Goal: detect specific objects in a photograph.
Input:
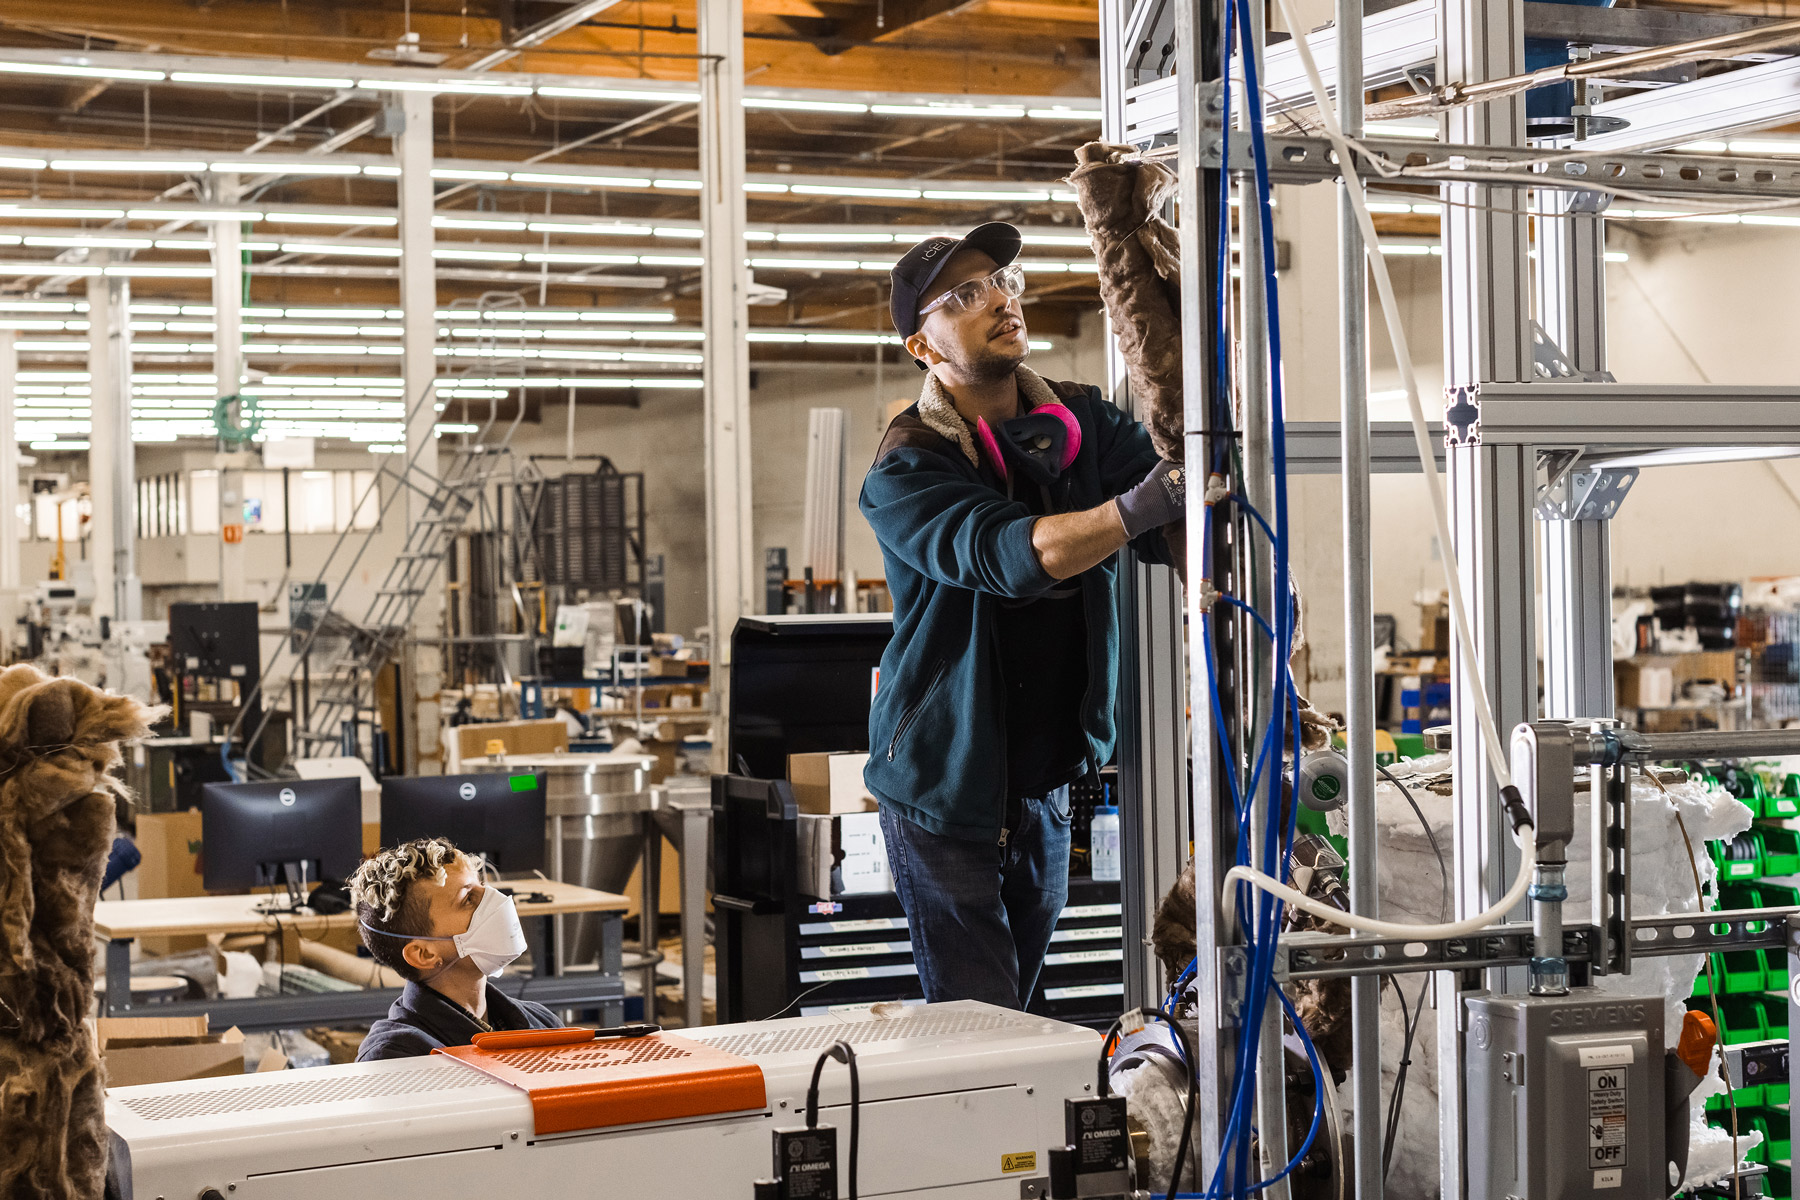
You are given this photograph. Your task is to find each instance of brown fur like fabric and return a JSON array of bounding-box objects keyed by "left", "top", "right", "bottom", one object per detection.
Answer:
[
  {"left": 1067, "top": 142, "right": 1184, "bottom": 464},
  {"left": 0, "top": 666, "right": 155, "bottom": 1200}
]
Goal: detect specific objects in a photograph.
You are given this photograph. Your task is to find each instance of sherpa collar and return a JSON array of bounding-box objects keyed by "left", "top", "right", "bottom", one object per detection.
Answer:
[{"left": 916, "top": 365, "right": 1061, "bottom": 469}]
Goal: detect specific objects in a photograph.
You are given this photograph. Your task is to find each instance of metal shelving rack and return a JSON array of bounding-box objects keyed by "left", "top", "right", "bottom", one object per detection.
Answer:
[{"left": 1100, "top": 0, "right": 1800, "bottom": 1194}]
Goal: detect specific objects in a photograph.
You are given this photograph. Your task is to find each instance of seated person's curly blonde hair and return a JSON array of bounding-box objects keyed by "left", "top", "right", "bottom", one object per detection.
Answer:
[{"left": 348, "top": 838, "right": 478, "bottom": 981}]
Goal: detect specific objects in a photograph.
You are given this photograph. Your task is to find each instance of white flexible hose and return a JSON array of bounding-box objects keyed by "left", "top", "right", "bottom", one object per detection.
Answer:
[
  {"left": 1265, "top": 0, "right": 1515, "bottom": 794},
  {"left": 1222, "top": 822, "right": 1536, "bottom": 937}
]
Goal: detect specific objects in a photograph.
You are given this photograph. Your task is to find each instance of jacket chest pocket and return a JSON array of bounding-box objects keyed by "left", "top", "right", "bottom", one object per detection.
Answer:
[{"left": 887, "top": 660, "right": 949, "bottom": 761}]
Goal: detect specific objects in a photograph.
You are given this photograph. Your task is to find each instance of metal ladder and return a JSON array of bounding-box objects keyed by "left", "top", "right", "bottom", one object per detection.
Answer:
[{"left": 229, "top": 294, "right": 531, "bottom": 774}]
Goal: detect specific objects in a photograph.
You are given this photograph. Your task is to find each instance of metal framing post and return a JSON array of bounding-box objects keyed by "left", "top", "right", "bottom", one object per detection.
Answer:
[
  {"left": 398, "top": 89, "right": 443, "bottom": 774},
  {"left": 1101, "top": 0, "right": 1192, "bottom": 1015},
  {"left": 698, "top": 0, "right": 754, "bottom": 768},
  {"left": 1438, "top": 0, "right": 1533, "bottom": 1186},
  {"left": 1176, "top": 0, "right": 1232, "bottom": 1175},
  {"left": 1537, "top": 192, "right": 1615, "bottom": 720},
  {"left": 1336, "top": 0, "right": 1383, "bottom": 1193}
]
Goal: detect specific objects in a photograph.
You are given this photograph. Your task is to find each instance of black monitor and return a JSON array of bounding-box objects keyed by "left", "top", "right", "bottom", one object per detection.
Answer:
[
  {"left": 379, "top": 771, "right": 547, "bottom": 874},
  {"left": 200, "top": 778, "right": 363, "bottom": 906}
]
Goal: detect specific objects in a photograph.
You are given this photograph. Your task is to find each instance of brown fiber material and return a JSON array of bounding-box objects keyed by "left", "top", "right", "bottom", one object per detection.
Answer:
[
  {"left": 0, "top": 667, "right": 155, "bottom": 1200},
  {"left": 1067, "top": 142, "right": 1184, "bottom": 464}
]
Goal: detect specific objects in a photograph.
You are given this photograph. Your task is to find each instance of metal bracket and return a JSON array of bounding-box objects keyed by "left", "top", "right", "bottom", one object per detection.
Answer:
[
  {"left": 1217, "top": 945, "right": 1248, "bottom": 1023},
  {"left": 1529, "top": 320, "right": 1614, "bottom": 385},
  {"left": 1534, "top": 461, "right": 1639, "bottom": 520}
]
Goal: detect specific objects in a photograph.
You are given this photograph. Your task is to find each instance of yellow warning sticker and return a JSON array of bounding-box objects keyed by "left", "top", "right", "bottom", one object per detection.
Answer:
[{"left": 1002, "top": 1152, "right": 1038, "bottom": 1174}]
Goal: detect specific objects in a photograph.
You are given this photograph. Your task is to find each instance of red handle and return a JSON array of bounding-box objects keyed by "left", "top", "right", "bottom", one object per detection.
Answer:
[{"left": 472, "top": 1027, "right": 596, "bottom": 1051}]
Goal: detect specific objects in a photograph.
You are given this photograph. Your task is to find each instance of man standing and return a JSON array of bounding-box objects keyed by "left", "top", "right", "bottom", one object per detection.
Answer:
[{"left": 860, "top": 221, "right": 1185, "bottom": 1009}]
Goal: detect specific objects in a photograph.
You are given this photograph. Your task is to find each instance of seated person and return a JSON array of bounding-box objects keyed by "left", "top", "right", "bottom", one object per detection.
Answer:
[{"left": 349, "top": 837, "right": 559, "bottom": 1061}]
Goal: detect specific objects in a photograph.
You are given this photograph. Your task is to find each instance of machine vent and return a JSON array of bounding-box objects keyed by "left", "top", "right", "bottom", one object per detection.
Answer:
[
  {"left": 495, "top": 1039, "right": 693, "bottom": 1075},
  {"left": 116, "top": 1063, "right": 487, "bottom": 1122},
  {"left": 701, "top": 1010, "right": 1023, "bottom": 1058}
]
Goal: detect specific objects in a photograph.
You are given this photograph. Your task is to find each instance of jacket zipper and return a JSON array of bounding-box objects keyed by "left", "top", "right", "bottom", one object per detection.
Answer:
[{"left": 887, "top": 661, "right": 949, "bottom": 761}]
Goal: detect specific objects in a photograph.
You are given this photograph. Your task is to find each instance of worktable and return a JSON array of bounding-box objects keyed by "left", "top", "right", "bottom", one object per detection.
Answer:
[{"left": 94, "top": 879, "right": 631, "bottom": 1032}]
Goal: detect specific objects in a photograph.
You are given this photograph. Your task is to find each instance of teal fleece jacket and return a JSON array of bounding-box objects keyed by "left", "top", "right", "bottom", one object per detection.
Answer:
[{"left": 858, "top": 375, "right": 1175, "bottom": 842}]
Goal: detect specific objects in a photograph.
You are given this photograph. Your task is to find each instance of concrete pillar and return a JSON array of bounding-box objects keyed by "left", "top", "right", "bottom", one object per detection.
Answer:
[
  {"left": 87, "top": 269, "right": 138, "bottom": 621},
  {"left": 698, "top": 0, "right": 754, "bottom": 765},
  {"left": 398, "top": 89, "right": 443, "bottom": 774}
]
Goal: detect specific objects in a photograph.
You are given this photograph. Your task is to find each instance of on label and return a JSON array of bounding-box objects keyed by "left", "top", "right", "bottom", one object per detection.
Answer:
[
  {"left": 1587, "top": 1066, "right": 1628, "bottom": 1170},
  {"left": 1001, "top": 1152, "right": 1037, "bottom": 1174}
]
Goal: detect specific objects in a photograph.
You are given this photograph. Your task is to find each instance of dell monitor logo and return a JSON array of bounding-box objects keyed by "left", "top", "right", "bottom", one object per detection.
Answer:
[
  {"left": 278, "top": 788, "right": 297, "bottom": 807},
  {"left": 459, "top": 782, "right": 477, "bottom": 801}
]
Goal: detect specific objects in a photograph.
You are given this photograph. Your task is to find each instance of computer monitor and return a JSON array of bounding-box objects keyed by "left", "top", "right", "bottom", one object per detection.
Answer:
[
  {"left": 379, "top": 771, "right": 547, "bottom": 874},
  {"left": 200, "top": 778, "right": 363, "bottom": 905}
]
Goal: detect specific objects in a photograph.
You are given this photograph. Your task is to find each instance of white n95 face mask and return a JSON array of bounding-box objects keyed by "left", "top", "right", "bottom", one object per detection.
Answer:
[
  {"left": 361, "top": 886, "right": 527, "bottom": 979},
  {"left": 449, "top": 887, "right": 528, "bottom": 977}
]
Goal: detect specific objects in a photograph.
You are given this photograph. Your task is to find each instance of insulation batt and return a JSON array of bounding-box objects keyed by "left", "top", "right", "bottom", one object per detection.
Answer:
[{"left": 1319, "top": 755, "right": 1759, "bottom": 1196}]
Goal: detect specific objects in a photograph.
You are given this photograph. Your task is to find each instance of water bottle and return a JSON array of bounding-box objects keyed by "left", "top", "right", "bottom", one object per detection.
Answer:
[{"left": 1090, "top": 789, "right": 1121, "bottom": 882}]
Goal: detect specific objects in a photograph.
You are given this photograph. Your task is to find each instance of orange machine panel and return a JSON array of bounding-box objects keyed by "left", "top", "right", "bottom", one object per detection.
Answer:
[{"left": 436, "top": 1028, "right": 767, "bottom": 1135}]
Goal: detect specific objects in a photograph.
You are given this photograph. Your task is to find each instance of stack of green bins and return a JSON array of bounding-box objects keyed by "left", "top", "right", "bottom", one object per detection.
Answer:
[{"left": 1693, "top": 764, "right": 1799, "bottom": 1198}]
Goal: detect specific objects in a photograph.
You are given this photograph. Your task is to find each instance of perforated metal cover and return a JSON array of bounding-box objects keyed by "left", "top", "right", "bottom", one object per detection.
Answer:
[
  {"left": 115, "top": 1062, "right": 487, "bottom": 1122},
  {"left": 496, "top": 1039, "right": 691, "bottom": 1075},
  {"left": 699, "top": 1009, "right": 1024, "bottom": 1059}
]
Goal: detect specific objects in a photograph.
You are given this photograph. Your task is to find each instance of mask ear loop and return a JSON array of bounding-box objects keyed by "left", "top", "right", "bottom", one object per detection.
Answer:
[{"left": 974, "top": 416, "right": 1009, "bottom": 480}]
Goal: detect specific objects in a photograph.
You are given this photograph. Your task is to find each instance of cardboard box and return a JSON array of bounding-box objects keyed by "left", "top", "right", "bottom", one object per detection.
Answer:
[
  {"left": 838, "top": 812, "right": 892, "bottom": 895},
  {"left": 294, "top": 755, "right": 380, "bottom": 824},
  {"left": 795, "top": 812, "right": 892, "bottom": 900},
  {"left": 97, "top": 1015, "right": 244, "bottom": 1088},
  {"left": 649, "top": 656, "right": 695, "bottom": 678},
  {"left": 1616, "top": 659, "right": 1675, "bottom": 709},
  {"left": 453, "top": 718, "right": 570, "bottom": 765},
  {"left": 787, "top": 752, "right": 876, "bottom": 815}
]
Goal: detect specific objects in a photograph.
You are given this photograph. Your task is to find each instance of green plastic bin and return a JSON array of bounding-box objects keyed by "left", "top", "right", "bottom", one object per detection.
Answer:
[
  {"left": 1765, "top": 827, "right": 1800, "bottom": 877},
  {"left": 1717, "top": 831, "right": 1766, "bottom": 882},
  {"left": 1764, "top": 948, "right": 1790, "bottom": 994}
]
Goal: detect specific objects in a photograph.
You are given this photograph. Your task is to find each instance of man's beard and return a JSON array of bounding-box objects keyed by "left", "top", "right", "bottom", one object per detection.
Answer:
[{"left": 948, "top": 340, "right": 1028, "bottom": 384}]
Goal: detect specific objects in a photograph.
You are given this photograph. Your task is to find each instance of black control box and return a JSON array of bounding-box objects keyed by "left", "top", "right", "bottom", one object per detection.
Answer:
[
  {"left": 1064, "top": 1095, "right": 1132, "bottom": 1195},
  {"left": 773, "top": 1125, "right": 839, "bottom": 1200}
]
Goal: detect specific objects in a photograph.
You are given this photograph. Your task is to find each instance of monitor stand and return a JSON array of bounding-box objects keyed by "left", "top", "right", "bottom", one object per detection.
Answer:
[{"left": 252, "top": 861, "right": 314, "bottom": 914}]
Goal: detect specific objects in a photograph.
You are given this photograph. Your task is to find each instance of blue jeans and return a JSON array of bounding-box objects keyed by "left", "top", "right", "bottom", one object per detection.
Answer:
[{"left": 880, "top": 788, "right": 1072, "bottom": 1009}]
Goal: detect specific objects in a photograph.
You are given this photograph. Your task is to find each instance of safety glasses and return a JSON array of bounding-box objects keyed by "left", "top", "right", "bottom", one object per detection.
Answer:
[{"left": 916, "top": 263, "right": 1027, "bottom": 320}]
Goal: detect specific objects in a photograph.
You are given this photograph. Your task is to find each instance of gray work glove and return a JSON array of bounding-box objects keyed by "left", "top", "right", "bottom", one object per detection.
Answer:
[{"left": 1115, "top": 460, "right": 1186, "bottom": 539}]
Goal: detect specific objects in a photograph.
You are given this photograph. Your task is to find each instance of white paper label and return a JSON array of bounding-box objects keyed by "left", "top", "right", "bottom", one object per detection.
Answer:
[
  {"left": 829, "top": 919, "right": 899, "bottom": 933},
  {"left": 1587, "top": 1066, "right": 1628, "bottom": 1170},
  {"left": 814, "top": 967, "right": 870, "bottom": 982},
  {"left": 1579, "top": 1045, "right": 1635, "bottom": 1068},
  {"left": 817, "top": 942, "right": 897, "bottom": 958},
  {"left": 1593, "top": 1169, "right": 1622, "bottom": 1189}
]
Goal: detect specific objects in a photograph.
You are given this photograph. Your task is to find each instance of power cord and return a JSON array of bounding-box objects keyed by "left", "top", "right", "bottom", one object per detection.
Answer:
[{"left": 806, "top": 1040, "right": 859, "bottom": 1200}]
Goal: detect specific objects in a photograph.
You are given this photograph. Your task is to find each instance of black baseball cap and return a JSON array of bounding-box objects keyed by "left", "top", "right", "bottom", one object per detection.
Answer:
[{"left": 889, "top": 221, "right": 1023, "bottom": 339}]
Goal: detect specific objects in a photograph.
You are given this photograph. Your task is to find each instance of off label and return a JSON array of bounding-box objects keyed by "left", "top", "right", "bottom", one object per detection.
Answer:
[{"left": 1587, "top": 1066, "right": 1628, "bottom": 1170}]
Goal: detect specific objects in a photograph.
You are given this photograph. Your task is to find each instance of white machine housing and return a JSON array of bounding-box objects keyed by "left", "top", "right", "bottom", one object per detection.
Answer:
[{"left": 106, "top": 1001, "right": 1098, "bottom": 1199}]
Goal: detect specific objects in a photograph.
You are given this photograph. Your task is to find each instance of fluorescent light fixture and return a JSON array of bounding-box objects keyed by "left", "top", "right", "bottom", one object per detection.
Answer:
[
  {"left": 171, "top": 70, "right": 354, "bottom": 89},
  {"left": 638, "top": 254, "right": 703, "bottom": 266},
  {"left": 127, "top": 208, "right": 259, "bottom": 221},
  {"left": 744, "top": 182, "right": 789, "bottom": 194},
  {"left": 510, "top": 171, "right": 653, "bottom": 188},
  {"left": 1021, "top": 233, "right": 1092, "bottom": 246},
  {"left": 0, "top": 61, "right": 162, "bottom": 82},
  {"left": 51, "top": 158, "right": 207, "bottom": 174},
  {"left": 1365, "top": 201, "right": 1414, "bottom": 214},
  {"left": 790, "top": 183, "right": 922, "bottom": 199},
  {"left": 1603, "top": 251, "right": 1628, "bottom": 263},
  {"left": 0, "top": 155, "right": 47, "bottom": 170},
  {"left": 433, "top": 168, "right": 511, "bottom": 182},
  {"left": 652, "top": 179, "right": 703, "bottom": 190},
  {"left": 870, "top": 103, "right": 1025, "bottom": 118},
  {"left": 0, "top": 262, "right": 98, "bottom": 276},
  {"left": 744, "top": 231, "right": 776, "bottom": 242},
  {"left": 750, "top": 257, "right": 861, "bottom": 271},
  {"left": 529, "top": 221, "right": 654, "bottom": 236},
  {"left": 580, "top": 311, "right": 675, "bottom": 322},
  {"left": 1743, "top": 214, "right": 1800, "bottom": 227},
  {"left": 279, "top": 242, "right": 402, "bottom": 257},
  {"left": 653, "top": 227, "right": 704, "bottom": 238},
  {"left": 744, "top": 97, "right": 869, "bottom": 113},
  {"left": 524, "top": 252, "right": 639, "bottom": 264},
  {"left": 1017, "top": 261, "right": 1067, "bottom": 272},
  {"left": 0, "top": 206, "right": 126, "bottom": 219},
  {"left": 536, "top": 85, "right": 699, "bottom": 102},
  {"left": 211, "top": 159, "right": 362, "bottom": 175},
  {"left": 1378, "top": 244, "right": 1432, "bottom": 256},
  {"left": 153, "top": 239, "right": 213, "bottom": 250},
  {"left": 922, "top": 188, "right": 1049, "bottom": 201},
  {"left": 24, "top": 236, "right": 152, "bottom": 249},
  {"left": 266, "top": 211, "right": 398, "bottom": 225},
  {"left": 1729, "top": 140, "right": 1800, "bottom": 156},
  {"left": 434, "top": 216, "right": 529, "bottom": 230},
  {"left": 1050, "top": 191, "right": 1078, "bottom": 203},
  {"left": 1027, "top": 106, "right": 1103, "bottom": 120},
  {"left": 363, "top": 165, "right": 401, "bottom": 177},
  {"left": 356, "top": 79, "right": 533, "bottom": 97},
  {"left": 30, "top": 440, "right": 88, "bottom": 449},
  {"left": 776, "top": 231, "right": 894, "bottom": 243},
  {"left": 432, "top": 248, "right": 524, "bottom": 262}
]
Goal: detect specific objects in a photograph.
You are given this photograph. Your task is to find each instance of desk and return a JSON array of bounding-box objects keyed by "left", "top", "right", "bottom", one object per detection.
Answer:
[{"left": 93, "top": 879, "right": 631, "bottom": 1032}]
